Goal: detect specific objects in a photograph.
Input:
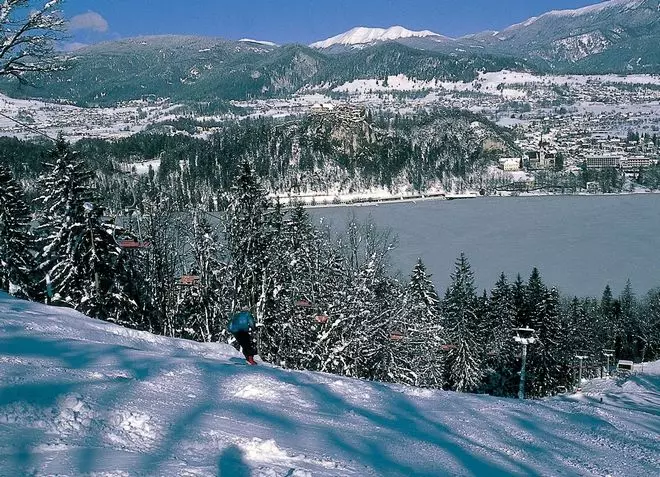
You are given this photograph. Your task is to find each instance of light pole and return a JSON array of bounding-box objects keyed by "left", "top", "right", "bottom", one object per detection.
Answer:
[
  {"left": 603, "top": 349, "right": 615, "bottom": 377},
  {"left": 575, "top": 355, "right": 589, "bottom": 390},
  {"left": 514, "top": 328, "right": 537, "bottom": 400}
]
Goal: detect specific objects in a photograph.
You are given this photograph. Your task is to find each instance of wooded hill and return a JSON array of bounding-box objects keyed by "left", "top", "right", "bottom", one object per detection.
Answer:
[{"left": 0, "top": 108, "right": 518, "bottom": 210}]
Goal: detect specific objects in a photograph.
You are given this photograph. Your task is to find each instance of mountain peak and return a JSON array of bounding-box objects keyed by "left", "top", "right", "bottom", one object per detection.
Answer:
[{"left": 310, "top": 26, "right": 446, "bottom": 49}]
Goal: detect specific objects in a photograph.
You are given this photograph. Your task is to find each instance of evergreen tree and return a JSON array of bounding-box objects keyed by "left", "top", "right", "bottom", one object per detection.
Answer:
[
  {"left": 528, "top": 286, "right": 563, "bottom": 397},
  {"left": 599, "top": 284, "right": 618, "bottom": 354},
  {"left": 618, "top": 280, "right": 637, "bottom": 359},
  {"left": 511, "top": 274, "right": 527, "bottom": 328},
  {"left": 483, "top": 273, "right": 517, "bottom": 396},
  {"left": 37, "top": 139, "right": 129, "bottom": 317},
  {"left": 639, "top": 289, "right": 660, "bottom": 362},
  {"left": 387, "top": 259, "right": 445, "bottom": 387},
  {"left": 175, "top": 209, "right": 230, "bottom": 342},
  {"left": 0, "top": 165, "right": 35, "bottom": 298},
  {"left": 268, "top": 204, "right": 321, "bottom": 368},
  {"left": 141, "top": 192, "right": 183, "bottom": 336},
  {"left": 443, "top": 253, "right": 482, "bottom": 392},
  {"left": 224, "top": 162, "right": 273, "bottom": 346},
  {"left": 524, "top": 268, "right": 546, "bottom": 328}
]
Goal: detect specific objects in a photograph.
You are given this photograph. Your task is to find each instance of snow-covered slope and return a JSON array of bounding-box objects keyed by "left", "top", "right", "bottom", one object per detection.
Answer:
[
  {"left": 1, "top": 292, "right": 658, "bottom": 476},
  {"left": 310, "top": 26, "right": 446, "bottom": 49},
  {"left": 476, "top": 0, "right": 660, "bottom": 68},
  {"left": 502, "top": 0, "right": 647, "bottom": 32}
]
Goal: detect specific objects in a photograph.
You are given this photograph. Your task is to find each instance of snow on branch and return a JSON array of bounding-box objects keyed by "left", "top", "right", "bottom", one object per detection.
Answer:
[{"left": 0, "top": 0, "right": 66, "bottom": 81}]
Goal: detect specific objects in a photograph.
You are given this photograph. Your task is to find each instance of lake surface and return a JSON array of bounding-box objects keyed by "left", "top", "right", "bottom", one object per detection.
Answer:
[{"left": 309, "top": 195, "right": 660, "bottom": 298}]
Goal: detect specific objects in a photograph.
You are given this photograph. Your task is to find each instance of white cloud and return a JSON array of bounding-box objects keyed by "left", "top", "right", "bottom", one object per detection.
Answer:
[
  {"left": 68, "top": 11, "right": 109, "bottom": 33},
  {"left": 60, "top": 42, "right": 89, "bottom": 52}
]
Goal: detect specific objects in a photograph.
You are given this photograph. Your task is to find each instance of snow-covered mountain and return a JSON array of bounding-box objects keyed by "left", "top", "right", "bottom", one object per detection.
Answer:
[
  {"left": 309, "top": 1, "right": 660, "bottom": 72},
  {"left": 310, "top": 26, "right": 447, "bottom": 49},
  {"left": 1, "top": 291, "right": 659, "bottom": 476},
  {"left": 460, "top": 0, "right": 660, "bottom": 70}
]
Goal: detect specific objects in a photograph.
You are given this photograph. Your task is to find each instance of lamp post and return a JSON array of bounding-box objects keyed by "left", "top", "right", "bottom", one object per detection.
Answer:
[
  {"left": 602, "top": 349, "right": 615, "bottom": 377},
  {"left": 514, "top": 328, "right": 537, "bottom": 400},
  {"left": 575, "top": 354, "right": 589, "bottom": 389}
]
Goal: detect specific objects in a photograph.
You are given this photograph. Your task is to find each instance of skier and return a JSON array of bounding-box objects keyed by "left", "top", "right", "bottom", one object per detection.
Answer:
[{"left": 228, "top": 306, "right": 257, "bottom": 365}]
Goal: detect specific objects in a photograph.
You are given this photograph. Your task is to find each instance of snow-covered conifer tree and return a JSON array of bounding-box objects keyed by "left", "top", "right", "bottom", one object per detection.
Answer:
[
  {"left": 140, "top": 192, "right": 183, "bottom": 336},
  {"left": 37, "top": 139, "right": 126, "bottom": 316},
  {"left": 390, "top": 258, "right": 445, "bottom": 388},
  {"left": 618, "top": 280, "right": 637, "bottom": 358},
  {"left": 175, "top": 209, "right": 230, "bottom": 342},
  {"left": 0, "top": 165, "right": 35, "bottom": 298},
  {"left": 269, "top": 204, "right": 323, "bottom": 368},
  {"left": 443, "top": 253, "right": 482, "bottom": 392},
  {"left": 483, "top": 273, "right": 518, "bottom": 395},
  {"left": 528, "top": 286, "right": 563, "bottom": 397},
  {"left": 524, "top": 268, "right": 545, "bottom": 328}
]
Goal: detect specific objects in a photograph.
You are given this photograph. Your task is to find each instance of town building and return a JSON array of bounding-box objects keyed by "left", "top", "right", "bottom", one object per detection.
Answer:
[
  {"left": 620, "top": 156, "right": 655, "bottom": 172},
  {"left": 585, "top": 155, "right": 620, "bottom": 169},
  {"left": 499, "top": 158, "right": 521, "bottom": 171}
]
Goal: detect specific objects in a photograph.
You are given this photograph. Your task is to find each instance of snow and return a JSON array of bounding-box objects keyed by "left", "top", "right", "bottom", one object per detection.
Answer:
[
  {"left": 1, "top": 291, "right": 659, "bottom": 476},
  {"left": 546, "top": 0, "right": 646, "bottom": 19},
  {"left": 120, "top": 158, "right": 161, "bottom": 175},
  {"left": 310, "top": 26, "right": 445, "bottom": 49},
  {"left": 238, "top": 39, "right": 278, "bottom": 47},
  {"left": 0, "top": 93, "right": 183, "bottom": 142},
  {"left": 503, "top": 0, "right": 646, "bottom": 32},
  {"left": 332, "top": 70, "right": 660, "bottom": 100}
]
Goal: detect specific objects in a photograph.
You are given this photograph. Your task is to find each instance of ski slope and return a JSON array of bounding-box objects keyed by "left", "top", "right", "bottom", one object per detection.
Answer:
[{"left": 0, "top": 292, "right": 658, "bottom": 476}]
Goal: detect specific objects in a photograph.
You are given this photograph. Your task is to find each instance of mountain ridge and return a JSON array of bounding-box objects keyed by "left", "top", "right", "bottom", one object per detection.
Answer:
[
  {"left": 1, "top": 0, "right": 659, "bottom": 106},
  {"left": 308, "top": 0, "right": 660, "bottom": 71}
]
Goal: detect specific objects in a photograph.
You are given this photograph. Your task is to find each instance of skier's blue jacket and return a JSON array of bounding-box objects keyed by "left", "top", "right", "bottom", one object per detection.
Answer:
[{"left": 228, "top": 311, "right": 255, "bottom": 334}]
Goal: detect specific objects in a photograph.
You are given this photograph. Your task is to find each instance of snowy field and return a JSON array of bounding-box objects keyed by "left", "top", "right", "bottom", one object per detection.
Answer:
[
  {"left": 0, "top": 292, "right": 658, "bottom": 476},
  {"left": 0, "top": 94, "right": 182, "bottom": 142},
  {"left": 332, "top": 70, "right": 660, "bottom": 97}
]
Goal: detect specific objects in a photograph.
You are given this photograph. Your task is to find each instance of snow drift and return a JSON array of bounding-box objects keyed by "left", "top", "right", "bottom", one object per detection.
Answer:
[{"left": 0, "top": 292, "right": 658, "bottom": 476}]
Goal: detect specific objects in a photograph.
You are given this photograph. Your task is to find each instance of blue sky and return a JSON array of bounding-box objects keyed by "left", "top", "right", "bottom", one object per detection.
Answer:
[{"left": 62, "top": 0, "right": 606, "bottom": 47}]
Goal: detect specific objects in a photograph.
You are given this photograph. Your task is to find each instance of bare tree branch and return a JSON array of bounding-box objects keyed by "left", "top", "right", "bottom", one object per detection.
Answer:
[{"left": 0, "top": 0, "right": 66, "bottom": 81}]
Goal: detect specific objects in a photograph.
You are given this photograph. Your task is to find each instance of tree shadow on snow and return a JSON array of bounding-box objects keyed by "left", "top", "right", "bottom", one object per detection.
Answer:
[
  {"left": 3, "top": 317, "right": 657, "bottom": 477},
  {"left": 217, "top": 444, "right": 251, "bottom": 477}
]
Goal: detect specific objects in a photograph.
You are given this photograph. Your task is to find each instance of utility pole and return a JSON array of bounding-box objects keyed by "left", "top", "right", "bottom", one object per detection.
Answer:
[
  {"left": 603, "top": 349, "right": 615, "bottom": 377},
  {"left": 576, "top": 355, "right": 589, "bottom": 390},
  {"left": 514, "top": 328, "right": 537, "bottom": 400}
]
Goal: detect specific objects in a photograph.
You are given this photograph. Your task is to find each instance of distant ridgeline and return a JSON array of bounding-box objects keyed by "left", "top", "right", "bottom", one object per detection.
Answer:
[
  {"left": 3, "top": 1, "right": 660, "bottom": 106},
  {"left": 0, "top": 108, "right": 517, "bottom": 210},
  {"left": 0, "top": 37, "right": 525, "bottom": 107}
]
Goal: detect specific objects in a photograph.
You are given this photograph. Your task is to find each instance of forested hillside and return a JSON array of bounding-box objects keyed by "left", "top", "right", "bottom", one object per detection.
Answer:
[
  {"left": 0, "top": 36, "right": 525, "bottom": 107},
  {"left": 0, "top": 108, "right": 517, "bottom": 209}
]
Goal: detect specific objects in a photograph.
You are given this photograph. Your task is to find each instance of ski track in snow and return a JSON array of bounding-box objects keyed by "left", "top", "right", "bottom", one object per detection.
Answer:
[{"left": 0, "top": 292, "right": 658, "bottom": 476}]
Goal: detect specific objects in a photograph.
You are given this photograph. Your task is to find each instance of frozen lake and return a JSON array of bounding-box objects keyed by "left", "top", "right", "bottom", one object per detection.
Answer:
[{"left": 310, "top": 194, "right": 660, "bottom": 298}]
